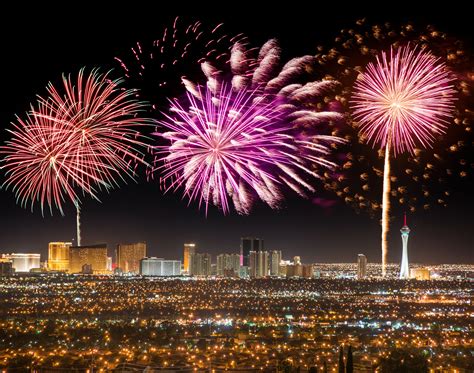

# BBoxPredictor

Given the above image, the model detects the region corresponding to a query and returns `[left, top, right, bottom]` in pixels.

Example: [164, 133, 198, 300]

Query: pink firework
[350, 45, 456, 276]
[351, 45, 456, 154]
[1, 69, 151, 243]
[157, 39, 344, 215]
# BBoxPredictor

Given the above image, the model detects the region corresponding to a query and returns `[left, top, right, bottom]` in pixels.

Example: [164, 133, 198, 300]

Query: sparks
[114, 17, 245, 111]
[1, 69, 152, 244]
[351, 45, 456, 276]
[157, 39, 344, 214]
[351, 45, 456, 155]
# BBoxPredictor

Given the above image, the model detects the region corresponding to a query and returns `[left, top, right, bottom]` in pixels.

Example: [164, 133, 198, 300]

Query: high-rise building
[1, 253, 40, 272]
[240, 237, 264, 267]
[286, 263, 303, 278]
[216, 253, 241, 277]
[249, 250, 269, 278]
[183, 243, 196, 274]
[189, 253, 212, 276]
[211, 263, 217, 276]
[357, 254, 367, 279]
[116, 242, 146, 274]
[279, 264, 288, 277]
[258, 251, 269, 278]
[270, 250, 282, 276]
[106, 257, 113, 272]
[0, 259, 13, 276]
[399, 213, 410, 279]
[302, 264, 314, 278]
[216, 254, 224, 276]
[285, 256, 303, 278]
[249, 251, 257, 278]
[140, 258, 181, 276]
[48, 242, 72, 272]
[69, 244, 108, 274]
[410, 267, 430, 280]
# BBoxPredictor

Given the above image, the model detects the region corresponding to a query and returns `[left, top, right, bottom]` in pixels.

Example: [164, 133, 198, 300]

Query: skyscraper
[302, 264, 314, 278]
[48, 242, 72, 272]
[249, 250, 269, 278]
[286, 262, 303, 278]
[240, 237, 264, 267]
[258, 251, 269, 278]
[69, 244, 108, 274]
[249, 251, 257, 278]
[399, 213, 411, 279]
[0, 259, 13, 276]
[183, 243, 196, 274]
[189, 252, 212, 276]
[116, 242, 147, 274]
[357, 254, 367, 279]
[216, 253, 240, 277]
[270, 250, 282, 276]
[284, 256, 303, 278]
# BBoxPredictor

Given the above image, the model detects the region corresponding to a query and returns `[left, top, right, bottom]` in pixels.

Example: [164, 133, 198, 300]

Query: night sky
[0, 11, 472, 264]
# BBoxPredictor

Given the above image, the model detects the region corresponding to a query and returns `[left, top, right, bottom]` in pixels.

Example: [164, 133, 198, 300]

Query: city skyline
[0, 12, 473, 265]
[0, 10, 473, 373]
[0, 200, 471, 264]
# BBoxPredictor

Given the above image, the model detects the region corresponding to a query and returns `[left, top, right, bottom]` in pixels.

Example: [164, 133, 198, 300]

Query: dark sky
[0, 11, 473, 264]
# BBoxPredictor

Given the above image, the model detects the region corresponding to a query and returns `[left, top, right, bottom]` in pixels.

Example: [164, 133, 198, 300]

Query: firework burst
[351, 45, 456, 276]
[316, 19, 474, 219]
[1, 69, 152, 244]
[157, 39, 344, 214]
[352, 45, 456, 154]
[115, 17, 244, 111]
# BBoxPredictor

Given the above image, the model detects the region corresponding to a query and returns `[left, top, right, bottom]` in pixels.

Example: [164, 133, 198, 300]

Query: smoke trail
[381, 134, 392, 277]
[76, 202, 81, 246]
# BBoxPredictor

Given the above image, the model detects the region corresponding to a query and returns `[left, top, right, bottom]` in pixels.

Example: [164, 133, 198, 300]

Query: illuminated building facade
[399, 213, 411, 279]
[140, 258, 181, 276]
[48, 242, 72, 272]
[116, 242, 146, 274]
[240, 237, 264, 267]
[302, 264, 314, 278]
[69, 244, 108, 274]
[410, 267, 431, 280]
[189, 252, 212, 276]
[2, 253, 40, 272]
[270, 250, 282, 276]
[249, 250, 269, 278]
[216, 253, 240, 277]
[285, 256, 304, 278]
[0, 259, 13, 276]
[183, 243, 196, 274]
[357, 254, 367, 279]
[106, 257, 113, 271]
[286, 263, 303, 278]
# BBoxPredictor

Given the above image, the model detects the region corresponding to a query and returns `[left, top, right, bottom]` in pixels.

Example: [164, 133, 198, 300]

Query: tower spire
[400, 212, 411, 279]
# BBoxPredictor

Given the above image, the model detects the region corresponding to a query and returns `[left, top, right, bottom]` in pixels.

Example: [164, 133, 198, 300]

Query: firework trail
[351, 45, 456, 276]
[115, 16, 245, 111]
[156, 39, 344, 214]
[1, 69, 151, 245]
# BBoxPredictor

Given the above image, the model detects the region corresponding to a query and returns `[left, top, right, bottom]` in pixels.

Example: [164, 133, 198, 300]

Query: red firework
[1, 69, 151, 215]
